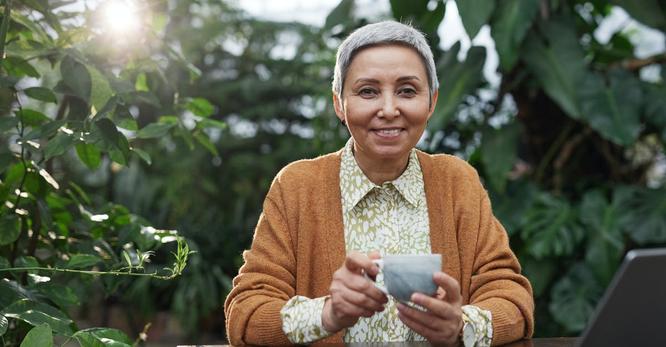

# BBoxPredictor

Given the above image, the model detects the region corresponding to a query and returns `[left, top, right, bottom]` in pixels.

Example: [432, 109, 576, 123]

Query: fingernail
[411, 293, 420, 302]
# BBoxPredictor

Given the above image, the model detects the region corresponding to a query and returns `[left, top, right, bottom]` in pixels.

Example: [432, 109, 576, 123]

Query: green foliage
[0, 0, 208, 344]
[4, 0, 662, 343]
[20, 324, 52, 347]
[403, 0, 666, 337]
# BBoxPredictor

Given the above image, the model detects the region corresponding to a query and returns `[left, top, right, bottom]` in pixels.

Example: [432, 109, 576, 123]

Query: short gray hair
[332, 21, 439, 102]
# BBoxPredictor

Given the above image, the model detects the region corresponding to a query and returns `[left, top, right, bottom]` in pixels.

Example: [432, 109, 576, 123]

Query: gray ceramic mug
[366, 254, 442, 303]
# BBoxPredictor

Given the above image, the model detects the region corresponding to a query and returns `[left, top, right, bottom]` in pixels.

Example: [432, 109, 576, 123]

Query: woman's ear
[427, 89, 439, 119]
[333, 93, 345, 123]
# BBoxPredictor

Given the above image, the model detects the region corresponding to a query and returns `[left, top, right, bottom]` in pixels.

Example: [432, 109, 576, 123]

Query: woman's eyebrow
[396, 75, 421, 82]
[353, 77, 380, 85]
[353, 76, 422, 85]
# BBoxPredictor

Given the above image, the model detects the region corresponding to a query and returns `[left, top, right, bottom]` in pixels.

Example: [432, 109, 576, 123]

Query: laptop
[576, 248, 666, 347]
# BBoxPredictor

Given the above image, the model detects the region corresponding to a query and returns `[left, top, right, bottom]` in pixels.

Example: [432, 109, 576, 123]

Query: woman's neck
[352, 147, 410, 185]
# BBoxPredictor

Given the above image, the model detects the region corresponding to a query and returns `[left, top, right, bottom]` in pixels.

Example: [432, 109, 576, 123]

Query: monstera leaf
[622, 187, 666, 245]
[490, 0, 540, 71]
[549, 264, 604, 333]
[523, 16, 587, 119]
[521, 192, 585, 259]
[579, 69, 643, 146]
[579, 189, 630, 285]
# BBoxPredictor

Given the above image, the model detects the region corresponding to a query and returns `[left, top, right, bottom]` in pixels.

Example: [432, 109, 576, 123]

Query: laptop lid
[576, 248, 666, 347]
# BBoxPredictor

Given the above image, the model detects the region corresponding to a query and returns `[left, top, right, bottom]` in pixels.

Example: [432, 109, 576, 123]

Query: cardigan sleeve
[223, 179, 296, 345]
[469, 193, 535, 346]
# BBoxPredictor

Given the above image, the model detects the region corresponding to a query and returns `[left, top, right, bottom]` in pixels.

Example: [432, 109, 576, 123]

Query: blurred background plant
[1, 0, 665, 345]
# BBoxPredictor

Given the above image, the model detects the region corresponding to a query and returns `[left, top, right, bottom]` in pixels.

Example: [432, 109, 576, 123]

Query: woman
[224, 21, 534, 346]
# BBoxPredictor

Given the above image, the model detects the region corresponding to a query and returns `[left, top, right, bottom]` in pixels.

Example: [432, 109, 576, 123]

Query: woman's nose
[377, 95, 400, 118]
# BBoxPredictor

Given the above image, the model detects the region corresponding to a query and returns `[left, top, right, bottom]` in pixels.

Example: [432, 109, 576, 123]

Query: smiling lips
[372, 128, 404, 138]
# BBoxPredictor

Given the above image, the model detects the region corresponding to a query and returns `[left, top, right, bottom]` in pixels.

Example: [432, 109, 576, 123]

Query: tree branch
[615, 53, 666, 71]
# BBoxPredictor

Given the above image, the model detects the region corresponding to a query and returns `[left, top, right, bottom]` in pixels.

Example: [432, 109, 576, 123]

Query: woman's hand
[322, 251, 388, 333]
[396, 272, 463, 346]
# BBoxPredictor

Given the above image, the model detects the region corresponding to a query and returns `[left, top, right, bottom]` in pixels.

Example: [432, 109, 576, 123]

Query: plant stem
[0, 266, 180, 280]
[0, 0, 11, 60]
[534, 120, 575, 184]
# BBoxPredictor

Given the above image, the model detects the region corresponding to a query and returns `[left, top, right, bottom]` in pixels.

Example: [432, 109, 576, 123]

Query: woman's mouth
[373, 128, 403, 137]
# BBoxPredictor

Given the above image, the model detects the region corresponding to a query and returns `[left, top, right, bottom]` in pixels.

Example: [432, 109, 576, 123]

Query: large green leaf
[0, 279, 32, 308]
[579, 190, 627, 285]
[0, 299, 74, 335]
[24, 87, 57, 104]
[75, 328, 132, 347]
[611, 0, 666, 31]
[44, 131, 75, 161]
[623, 187, 666, 245]
[523, 16, 587, 118]
[16, 109, 50, 127]
[136, 122, 175, 139]
[489, 181, 539, 235]
[20, 324, 53, 347]
[75, 143, 102, 170]
[94, 118, 130, 162]
[36, 283, 80, 309]
[644, 83, 666, 142]
[579, 69, 642, 146]
[88, 66, 114, 112]
[549, 264, 604, 333]
[194, 131, 219, 157]
[22, 120, 67, 141]
[480, 122, 520, 193]
[490, 0, 540, 71]
[324, 0, 354, 30]
[187, 98, 215, 118]
[456, 0, 495, 39]
[390, 0, 429, 21]
[428, 43, 486, 132]
[1, 56, 40, 78]
[0, 214, 20, 246]
[66, 254, 101, 269]
[131, 148, 152, 165]
[520, 193, 585, 259]
[60, 55, 91, 102]
[74, 332, 106, 347]
[390, 0, 445, 34]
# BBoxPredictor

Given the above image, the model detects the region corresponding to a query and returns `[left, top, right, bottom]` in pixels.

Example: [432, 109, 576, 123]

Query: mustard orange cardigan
[224, 149, 534, 346]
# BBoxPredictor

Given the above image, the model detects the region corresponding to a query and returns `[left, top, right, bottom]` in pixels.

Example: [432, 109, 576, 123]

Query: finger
[397, 306, 439, 340]
[433, 272, 462, 304]
[345, 275, 388, 303]
[397, 302, 442, 332]
[345, 251, 380, 276]
[410, 292, 458, 321]
[339, 287, 386, 312]
[368, 250, 381, 260]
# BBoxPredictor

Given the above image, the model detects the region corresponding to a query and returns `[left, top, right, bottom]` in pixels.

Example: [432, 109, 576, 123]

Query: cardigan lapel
[417, 151, 446, 269]
[417, 151, 462, 280]
[322, 150, 347, 278]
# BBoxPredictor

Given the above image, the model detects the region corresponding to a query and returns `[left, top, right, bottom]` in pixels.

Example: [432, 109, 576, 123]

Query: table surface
[178, 337, 577, 347]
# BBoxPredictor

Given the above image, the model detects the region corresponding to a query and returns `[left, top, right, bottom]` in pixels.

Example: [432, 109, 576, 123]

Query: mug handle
[363, 259, 388, 295]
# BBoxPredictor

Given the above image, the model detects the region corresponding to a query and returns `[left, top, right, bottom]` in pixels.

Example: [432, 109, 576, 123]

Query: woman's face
[334, 44, 437, 166]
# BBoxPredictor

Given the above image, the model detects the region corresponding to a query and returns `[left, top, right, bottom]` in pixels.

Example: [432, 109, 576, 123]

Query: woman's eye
[359, 88, 377, 97]
[398, 88, 416, 97]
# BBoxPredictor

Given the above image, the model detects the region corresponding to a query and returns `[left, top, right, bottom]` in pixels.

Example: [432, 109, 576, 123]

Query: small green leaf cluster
[0, 0, 214, 345]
